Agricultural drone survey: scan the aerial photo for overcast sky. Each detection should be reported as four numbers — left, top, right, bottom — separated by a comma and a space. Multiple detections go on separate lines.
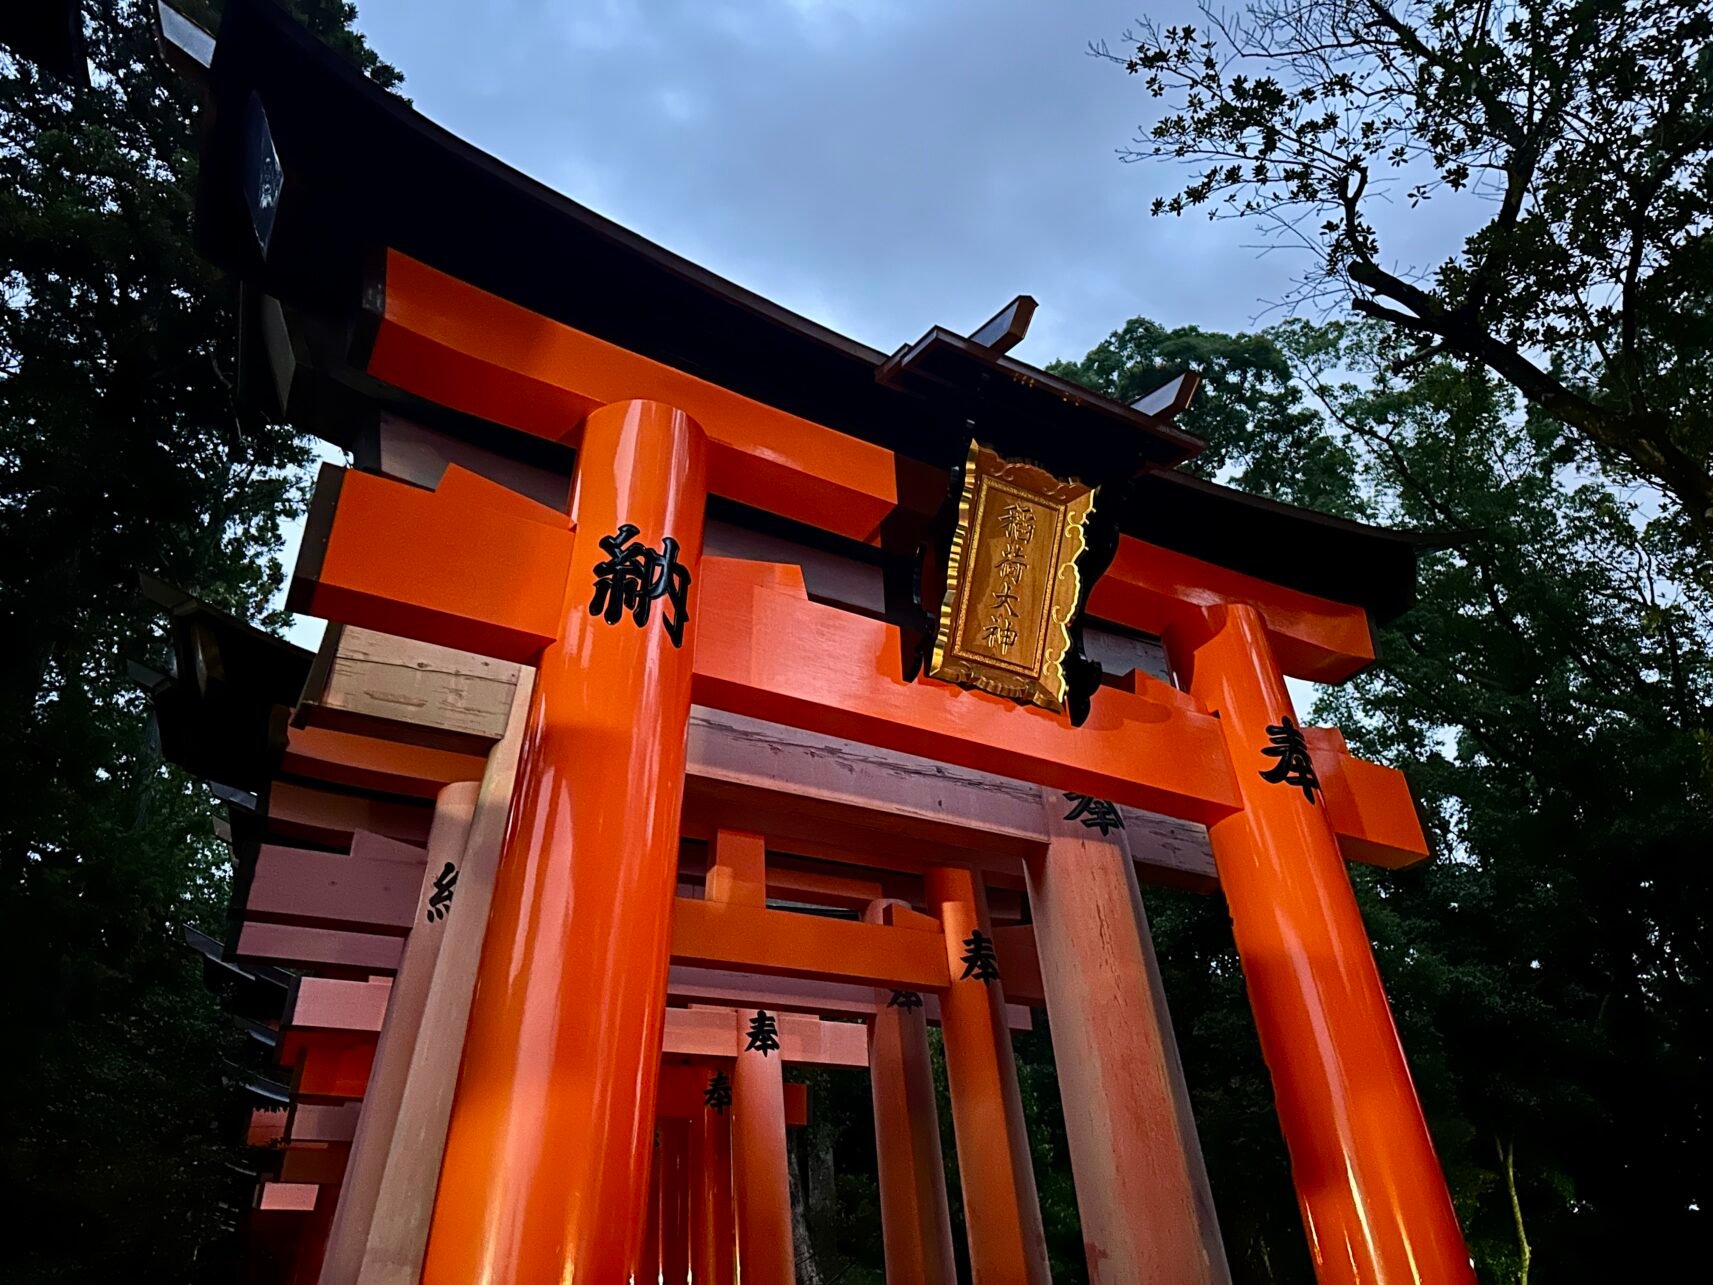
345, 0, 1461, 367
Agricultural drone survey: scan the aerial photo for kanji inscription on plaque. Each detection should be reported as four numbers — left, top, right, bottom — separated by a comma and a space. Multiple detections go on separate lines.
926, 441, 1097, 712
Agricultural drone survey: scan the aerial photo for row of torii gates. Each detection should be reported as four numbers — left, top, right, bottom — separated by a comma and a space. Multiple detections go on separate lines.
154, 2, 1477, 1281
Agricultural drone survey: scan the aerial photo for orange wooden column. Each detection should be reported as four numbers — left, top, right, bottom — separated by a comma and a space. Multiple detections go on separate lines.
730, 1009, 794, 1284
1169, 603, 1473, 1284
691, 1088, 736, 1285
1024, 797, 1229, 1284
660, 1117, 692, 1284
864, 900, 957, 1285
636, 1140, 661, 1285
421, 400, 708, 1284
922, 866, 1051, 1284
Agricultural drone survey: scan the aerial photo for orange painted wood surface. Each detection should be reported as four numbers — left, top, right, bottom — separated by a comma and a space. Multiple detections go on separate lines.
291, 464, 573, 664
660, 1118, 692, 1284
265, 780, 433, 848
1025, 804, 1228, 1284
865, 901, 958, 1285
671, 896, 950, 992
661, 1006, 867, 1068
1092, 536, 1376, 683
287, 1031, 376, 1101
924, 867, 1051, 1284
370, 251, 899, 543
368, 251, 1379, 677
280, 725, 486, 800
1307, 727, 1431, 869
705, 828, 766, 907
730, 1010, 794, 1285
692, 558, 1242, 825
422, 402, 707, 1285
692, 1100, 737, 1285
1173, 604, 1473, 1284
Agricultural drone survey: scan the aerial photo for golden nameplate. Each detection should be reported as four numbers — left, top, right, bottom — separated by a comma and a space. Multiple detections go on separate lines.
927, 442, 1097, 713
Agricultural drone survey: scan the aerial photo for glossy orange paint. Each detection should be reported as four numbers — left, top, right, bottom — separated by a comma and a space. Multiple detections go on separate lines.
291, 463, 574, 663
705, 828, 767, 907
923, 867, 1051, 1285
671, 896, 950, 991
865, 901, 958, 1285
420, 401, 708, 1285
370, 251, 899, 542
692, 558, 1243, 824
636, 1145, 661, 1285
369, 254, 1386, 673
279, 724, 486, 800
692, 1098, 736, 1285
1306, 726, 1431, 870
1092, 535, 1377, 682
284, 1031, 374, 1101
660, 1118, 691, 1285
730, 1009, 793, 1285
1170, 604, 1473, 1284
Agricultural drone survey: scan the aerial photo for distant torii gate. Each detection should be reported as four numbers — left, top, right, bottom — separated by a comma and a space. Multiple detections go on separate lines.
166, 2, 1477, 1282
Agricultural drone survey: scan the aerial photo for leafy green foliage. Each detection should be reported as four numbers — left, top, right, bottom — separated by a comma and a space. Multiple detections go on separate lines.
1107, 0, 1713, 537
1057, 313, 1713, 1281
0, 4, 395, 1280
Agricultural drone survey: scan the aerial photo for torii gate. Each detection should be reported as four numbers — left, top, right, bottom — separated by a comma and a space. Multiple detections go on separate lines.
168, 2, 1477, 1281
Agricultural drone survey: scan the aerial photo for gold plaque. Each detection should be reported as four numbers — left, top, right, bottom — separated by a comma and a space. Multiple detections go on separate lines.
926, 441, 1097, 713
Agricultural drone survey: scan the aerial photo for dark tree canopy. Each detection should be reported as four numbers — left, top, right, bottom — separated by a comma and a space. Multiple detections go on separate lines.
1110, 0, 1713, 539
0, 4, 395, 1280
1059, 313, 1712, 1281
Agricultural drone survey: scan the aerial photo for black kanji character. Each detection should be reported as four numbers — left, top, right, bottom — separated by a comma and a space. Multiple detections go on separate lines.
744, 1009, 781, 1056
426, 861, 458, 923
589, 523, 692, 646
1063, 792, 1125, 836
1259, 715, 1321, 803
888, 990, 924, 1011
958, 930, 1001, 983
704, 1071, 733, 1114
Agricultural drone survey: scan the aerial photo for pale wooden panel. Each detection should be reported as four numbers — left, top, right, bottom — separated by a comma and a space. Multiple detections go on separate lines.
685, 706, 1218, 886
1026, 790, 1228, 1283
290, 1103, 363, 1144
289, 977, 392, 1034
320, 783, 479, 1285
662, 1006, 869, 1067
235, 921, 404, 973
300, 625, 522, 753
246, 845, 420, 935
353, 671, 534, 1285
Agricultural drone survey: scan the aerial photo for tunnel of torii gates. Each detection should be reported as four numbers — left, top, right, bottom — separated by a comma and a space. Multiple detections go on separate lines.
142, 3, 1477, 1283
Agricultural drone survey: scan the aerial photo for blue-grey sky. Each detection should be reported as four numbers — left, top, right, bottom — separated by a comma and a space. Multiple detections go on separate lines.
346, 0, 1456, 367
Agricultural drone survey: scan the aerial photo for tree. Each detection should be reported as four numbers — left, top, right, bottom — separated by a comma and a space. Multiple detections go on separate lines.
1106, 0, 1713, 538
0, 4, 395, 1280
1056, 315, 1712, 1281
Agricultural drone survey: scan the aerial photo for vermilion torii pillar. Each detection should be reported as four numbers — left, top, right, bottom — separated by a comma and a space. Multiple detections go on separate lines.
731, 1007, 794, 1284
691, 1088, 736, 1285
864, 899, 957, 1285
420, 400, 708, 1284
1170, 604, 1475, 1284
924, 866, 1052, 1284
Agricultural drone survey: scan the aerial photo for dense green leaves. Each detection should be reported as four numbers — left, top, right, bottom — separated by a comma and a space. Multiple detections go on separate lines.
0, 4, 394, 1281
1058, 313, 1712, 1281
